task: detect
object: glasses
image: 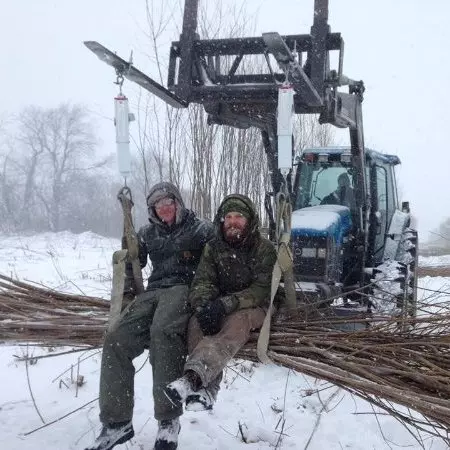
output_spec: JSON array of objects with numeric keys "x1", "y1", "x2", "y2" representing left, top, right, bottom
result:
[{"x1": 154, "y1": 197, "x2": 175, "y2": 209}]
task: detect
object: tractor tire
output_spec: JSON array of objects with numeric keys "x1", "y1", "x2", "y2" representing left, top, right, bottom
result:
[{"x1": 403, "y1": 228, "x2": 418, "y2": 318}]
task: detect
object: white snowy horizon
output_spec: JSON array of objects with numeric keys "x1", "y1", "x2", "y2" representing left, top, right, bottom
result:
[{"x1": 1, "y1": 231, "x2": 449, "y2": 449}]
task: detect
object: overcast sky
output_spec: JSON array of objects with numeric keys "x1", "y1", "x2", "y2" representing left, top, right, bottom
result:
[{"x1": 1, "y1": 0, "x2": 448, "y2": 240}]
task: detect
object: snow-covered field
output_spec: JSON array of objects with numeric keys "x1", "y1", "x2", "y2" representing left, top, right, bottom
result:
[
  {"x1": 419, "y1": 254, "x2": 450, "y2": 267},
  {"x1": 1, "y1": 232, "x2": 449, "y2": 450}
]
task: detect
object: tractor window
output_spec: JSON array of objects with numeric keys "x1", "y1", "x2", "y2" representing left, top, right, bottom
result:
[
  {"x1": 392, "y1": 166, "x2": 400, "y2": 210},
  {"x1": 295, "y1": 163, "x2": 352, "y2": 209},
  {"x1": 385, "y1": 164, "x2": 397, "y2": 219},
  {"x1": 375, "y1": 165, "x2": 388, "y2": 253}
]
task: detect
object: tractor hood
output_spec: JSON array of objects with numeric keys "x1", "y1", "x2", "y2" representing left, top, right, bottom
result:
[{"x1": 291, "y1": 205, "x2": 352, "y2": 243}]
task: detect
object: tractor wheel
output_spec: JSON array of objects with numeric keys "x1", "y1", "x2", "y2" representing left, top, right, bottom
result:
[
  {"x1": 402, "y1": 229, "x2": 418, "y2": 318},
  {"x1": 370, "y1": 228, "x2": 418, "y2": 319}
]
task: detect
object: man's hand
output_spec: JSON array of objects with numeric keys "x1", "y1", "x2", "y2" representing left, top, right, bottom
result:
[
  {"x1": 196, "y1": 299, "x2": 226, "y2": 335},
  {"x1": 195, "y1": 295, "x2": 239, "y2": 335},
  {"x1": 123, "y1": 277, "x2": 136, "y2": 302},
  {"x1": 123, "y1": 290, "x2": 135, "y2": 302},
  {"x1": 220, "y1": 295, "x2": 239, "y2": 314}
]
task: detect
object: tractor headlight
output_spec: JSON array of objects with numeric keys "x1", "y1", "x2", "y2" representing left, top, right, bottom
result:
[
  {"x1": 317, "y1": 248, "x2": 327, "y2": 258},
  {"x1": 341, "y1": 150, "x2": 352, "y2": 163}
]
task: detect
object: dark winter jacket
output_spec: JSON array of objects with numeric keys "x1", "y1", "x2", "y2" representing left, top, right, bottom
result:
[
  {"x1": 188, "y1": 194, "x2": 277, "y2": 311},
  {"x1": 127, "y1": 182, "x2": 215, "y2": 291}
]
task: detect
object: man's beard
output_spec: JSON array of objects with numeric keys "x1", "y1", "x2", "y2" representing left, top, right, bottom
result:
[{"x1": 224, "y1": 225, "x2": 248, "y2": 244}]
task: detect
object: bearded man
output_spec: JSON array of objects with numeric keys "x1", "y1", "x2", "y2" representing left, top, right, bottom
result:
[{"x1": 165, "y1": 193, "x2": 277, "y2": 411}]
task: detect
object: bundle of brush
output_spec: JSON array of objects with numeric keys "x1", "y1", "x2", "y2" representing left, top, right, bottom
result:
[
  {"x1": 239, "y1": 301, "x2": 450, "y2": 444},
  {"x1": 1, "y1": 272, "x2": 450, "y2": 443},
  {"x1": 0, "y1": 273, "x2": 109, "y2": 347}
]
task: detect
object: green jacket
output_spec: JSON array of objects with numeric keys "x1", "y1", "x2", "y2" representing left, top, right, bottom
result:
[{"x1": 188, "y1": 194, "x2": 277, "y2": 311}]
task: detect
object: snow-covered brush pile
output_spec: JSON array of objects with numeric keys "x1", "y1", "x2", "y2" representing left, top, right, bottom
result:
[
  {"x1": 238, "y1": 316, "x2": 450, "y2": 444},
  {"x1": 418, "y1": 265, "x2": 450, "y2": 277},
  {"x1": 0, "y1": 274, "x2": 108, "y2": 347},
  {"x1": 2, "y1": 273, "x2": 450, "y2": 444}
]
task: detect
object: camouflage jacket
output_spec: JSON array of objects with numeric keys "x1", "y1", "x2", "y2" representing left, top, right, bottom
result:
[{"x1": 188, "y1": 194, "x2": 277, "y2": 310}]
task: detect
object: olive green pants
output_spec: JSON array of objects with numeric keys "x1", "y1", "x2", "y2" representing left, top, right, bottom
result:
[{"x1": 99, "y1": 285, "x2": 190, "y2": 424}]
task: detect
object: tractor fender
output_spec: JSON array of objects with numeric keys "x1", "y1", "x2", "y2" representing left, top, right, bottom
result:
[{"x1": 382, "y1": 210, "x2": 410, "y2": 261}]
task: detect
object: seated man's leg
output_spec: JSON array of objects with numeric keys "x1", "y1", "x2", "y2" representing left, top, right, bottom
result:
[
  {"x1": 99, "y1": 290, "x2": 158, "y2": 425},
  {"x1": 185, "y1": 372, "x2": 222, "y2": 411},
  {"x1": 149, "y1": 284, "x2": 191, "y2": 421},
  {"x1": 184, "y1": 316, "x2": 222, "y2": 411},
  {"x1": 186, "y1": 307, "x2": 265, "y2": 386},
  {"x1": 168, "y1": 307, "x2": 266, "y2": 406}
]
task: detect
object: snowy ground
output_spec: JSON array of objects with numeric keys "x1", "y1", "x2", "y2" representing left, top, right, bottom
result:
[
  {"x1": 419, "y1": 254, "x2": 450, "y2": 267},
  {"x1": 1, "y1": 232, "x2": 449, "y2": 450}
]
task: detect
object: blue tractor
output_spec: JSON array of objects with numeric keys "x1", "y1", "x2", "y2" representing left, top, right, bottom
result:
[{"x1": 289, "y1": 147, "x2": 418, "y2": 318}]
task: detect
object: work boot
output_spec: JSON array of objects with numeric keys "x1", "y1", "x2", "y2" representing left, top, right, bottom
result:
[
  {"x1": 154, "y1": 417, "x2": 181, "y2": 450},
  {"x1": 84, "y1": 421, "x2": 134, "y2": 450},
  {"x1": 185, "y1": 387, "x2": 216, "y2": 411},
  {"x1": 165, "y1": 370, "x2": 201, "y2": 404}
]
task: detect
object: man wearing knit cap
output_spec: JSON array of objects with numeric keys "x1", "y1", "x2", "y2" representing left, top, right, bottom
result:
[
  {"x1": 86, "y1": 181, "x2": 214, "y2": 450},
  {"x1": 165, "y1": 193, "x2": 277, "y2": 412}
]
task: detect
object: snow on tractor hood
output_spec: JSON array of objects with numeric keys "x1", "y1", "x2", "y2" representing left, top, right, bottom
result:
[{"x1": 291, "y1": 205, "x2": 352, "y2": 243}]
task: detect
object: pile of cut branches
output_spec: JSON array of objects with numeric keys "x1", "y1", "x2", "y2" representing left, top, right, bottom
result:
[
  {"x1": 418, "y1": 265, "x2": 450, "y2": 277},
  {"x1": 0, "y1": 274, "x2": 108, "y2": 347},
  {"x1": 239, "y1": 313, "x2": 450, "y2": 443},
  {"x1": 1, "y1": 273, "x2": 450, "y2": 443}
]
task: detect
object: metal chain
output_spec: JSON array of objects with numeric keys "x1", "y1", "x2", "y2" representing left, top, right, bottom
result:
[{"x1": 114, "y1": 69, "x2": 125, "y2": 95}]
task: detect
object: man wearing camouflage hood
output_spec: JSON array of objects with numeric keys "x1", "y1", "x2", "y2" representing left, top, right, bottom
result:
[
  {"x1": 166, "y1": 193, "x2": 277, "y2": 412},
  {"x1": 86, "y1": 182, "x2": 214, "y2": 450}
]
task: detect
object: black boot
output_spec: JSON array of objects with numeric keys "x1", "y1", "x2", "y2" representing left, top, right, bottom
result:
[
  {"x1": 154, "y1": 417, "x2": 181, "y2": 450},
  {"x1": 84, "y1": 421, "x2": 134, "y2": 450},
  {"x1": 165, "y1": 370, "x2": 202, "y2": 404},
  {"x1": 185, "y1": 387, "x2": 216, "y2": 411}
]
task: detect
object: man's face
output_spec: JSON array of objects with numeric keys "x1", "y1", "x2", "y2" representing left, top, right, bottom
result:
[
  {"x1": 223, "y1": 211, "x2": 249, "y2": 243},
  {"x1": 338, "y1": 174, "x2": 350, "y2": 188},
  {"x1": 154, "y1": 196, "x2": 176, "y2": 225}
]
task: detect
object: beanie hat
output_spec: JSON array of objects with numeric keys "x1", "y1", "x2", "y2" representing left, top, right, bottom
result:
[{"x1": 221, "y1": 198, "x2": 252, "y2": 220}]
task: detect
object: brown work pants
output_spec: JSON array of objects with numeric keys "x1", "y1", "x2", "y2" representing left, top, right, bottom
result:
[{"x1": 185, "y1": 307, "x2": 266, "y2": 388}]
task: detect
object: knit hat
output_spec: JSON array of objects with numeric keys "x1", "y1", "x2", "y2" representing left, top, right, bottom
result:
[{"x1": 220, "y1": 198, "x2": 252, "y2": 220}]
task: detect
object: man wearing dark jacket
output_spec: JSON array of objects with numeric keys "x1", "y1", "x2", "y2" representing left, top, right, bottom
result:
[
  {"x1": 321, "y1": 172, "x2": 356, "y2": 210},
  {"x1": 166, "y1": 194, "x2": 277, "y2": 412},
  {"x1": 85, "y1": 182, "x2": 214, "y2": 450}
]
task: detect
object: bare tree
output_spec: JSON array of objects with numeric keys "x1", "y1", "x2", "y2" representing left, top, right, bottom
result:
[
  {"x1": 294, "y1": 114, "x2": 335, "y2": 152},
  {"x1": 130, "y1": 0, "x2": 188, "y2": 196},
  {"x1": 15, "y1": 103, "x2": 98, "y2": 231},
  {"x1": 0, "y1": 116, "x2": 19, "y2": 231},
  {"x1": 429, "y1": 218, "x2": 450, "y2": 251}
]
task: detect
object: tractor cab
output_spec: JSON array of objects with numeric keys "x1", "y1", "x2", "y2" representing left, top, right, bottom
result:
[{"x1": 290, "y1": 147, "x2": 404, "y2": 302}]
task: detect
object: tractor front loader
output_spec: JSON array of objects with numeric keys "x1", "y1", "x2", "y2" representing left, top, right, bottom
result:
[{"x1": 85, "y1": 0, "x2": 418, "y2": 337}]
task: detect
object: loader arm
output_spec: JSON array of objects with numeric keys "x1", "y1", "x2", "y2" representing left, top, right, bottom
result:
[{"x1": 84, "y1": 0, "x2": 370, "y2": 268}]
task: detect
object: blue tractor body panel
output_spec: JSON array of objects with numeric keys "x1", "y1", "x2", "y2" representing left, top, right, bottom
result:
[{"x1": 291, "y1": 205, "x2": 352, "y2": 244}]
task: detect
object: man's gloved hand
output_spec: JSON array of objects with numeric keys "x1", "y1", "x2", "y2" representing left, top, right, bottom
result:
[
  {"x1": 123, "y1": 290, "x2": 135, "y2": 303},
  {"x1": 195, "y1": 295, "x2": 239, "y2": 336},
  {"x1": 123, "y1": 277, "x2": 136, "y2": 299},
  {"x1": 219, "y1": 295, "x2": 239, "y2": 314},
  {"x1": 196, "y1": 299, "x2": 226, "y2": 335}
]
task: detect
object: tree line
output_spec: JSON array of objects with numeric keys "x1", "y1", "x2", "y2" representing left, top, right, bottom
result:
[
  {"x1": 0, "y1": 1, "x2": 337, "y2": 237},
  {"x1": 0, "y1": 100, "x2": 336, "y2": 237}
]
